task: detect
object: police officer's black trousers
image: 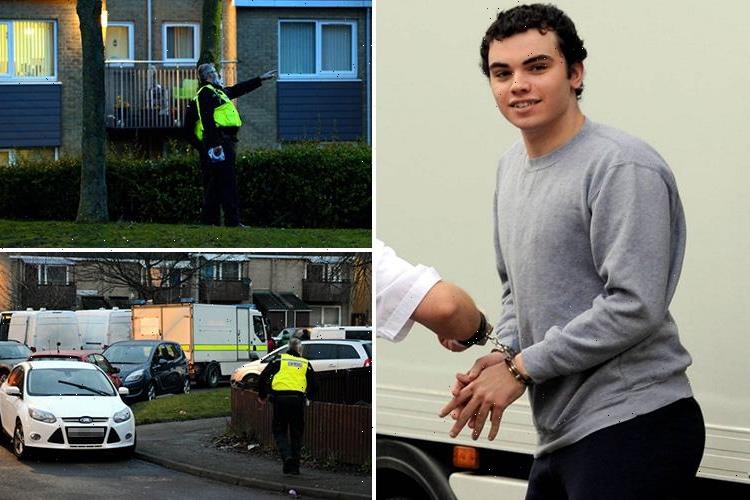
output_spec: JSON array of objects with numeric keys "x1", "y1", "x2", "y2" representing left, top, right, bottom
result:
[
  {"x1": 200, "y1": 139, "x2": 241, "y2": 226},
  {"x1": 272, "y1": 393, "x2": 306, "y2": 465},
  {"x1": 525, "y1": 397, "x2": 705, "y2": 500}
]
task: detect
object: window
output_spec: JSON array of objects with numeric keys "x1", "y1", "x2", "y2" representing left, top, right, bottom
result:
[
  {"x1": 0, "y1": 20, "x2": 57, "y2": 80},
  {"x1": 310, "y1": 305, "x2": 341, "y2": 326},
  {"x1": 0, "y1": 147, "x2": 58, "y2": 166},
  {"x1": 337, "y1": 345, "x2": 359, "y2": 360},
  {"x1": 253, "y1": 316, "x2": 266, "y2": 342},
  {"x1": 202, "y1": 262, "x2": 241, "y2": 281},
  {"x1": 304, "y1": 343, "x2": 338, "y2": 360},
  {"x1": 279, "y1": 20, "x2": 357, "y2": 79},
  {"x1": 105, "y1": 22, "x2": 134, "y2": 64},
  {"x1": 162, "y1": 23, "x2": 199, "y2": 64},
  {"x1": 308, "y1": 263, "x2": 347, "y2": 283},
  {"x1": 37, "y1": 264, "x2": 70, "y2": 285}
]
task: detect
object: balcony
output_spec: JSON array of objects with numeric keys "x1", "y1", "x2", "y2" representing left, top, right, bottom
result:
[
  {"x1": 104, "y1": 61, "x2": 237, "y2": 129},
  {"x1": 200, "y1": 279, "x2": 252, "y2": 303},
  {"x1": 302, "y1": 280, "x2": 351, "y2": 303}
]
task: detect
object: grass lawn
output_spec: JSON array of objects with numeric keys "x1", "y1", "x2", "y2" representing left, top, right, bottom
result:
[
  {"x1": 0, "y1": 219, "x2": 370, "y2": 248},
  {"x1": 131, "y1": 388, "x2": 231, "y2": 425}
]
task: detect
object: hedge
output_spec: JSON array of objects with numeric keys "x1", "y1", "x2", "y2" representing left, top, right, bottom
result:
[{"x1": 0, "y1": 143, "x2": 371, "y2": 229}]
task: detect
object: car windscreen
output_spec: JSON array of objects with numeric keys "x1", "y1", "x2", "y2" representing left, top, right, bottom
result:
[
  {"x1": 0, "y1": 344, "x2": 31, "y2": 360},
  {"x1": 362, "y1": 343, "x2": 372, "y2": 358},
  {"x1": 103, "y1": 344, "x2": 152, "y2": 364},
  {"x1": 28, "y1": 368, "x2": 115, "y2": 396}
]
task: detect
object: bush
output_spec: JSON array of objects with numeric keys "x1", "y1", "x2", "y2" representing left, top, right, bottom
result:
[{"x1": 0, "y1": 143, "x2": 371, "y2": 228}]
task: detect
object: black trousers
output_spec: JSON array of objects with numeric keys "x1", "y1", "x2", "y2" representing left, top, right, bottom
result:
[
  {"x1": 271, "y1": 393, "x2": 306, "y2": 464},
  {"x1": 200, "y1": 139, "x2": 241, "y2": 226},
  {"x1": 526, "y1": 397, "x2": 705, "y2": 500}
]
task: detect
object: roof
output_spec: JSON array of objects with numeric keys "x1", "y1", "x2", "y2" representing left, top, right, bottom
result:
[
  {"x1": 279, "y1": 292, "x2": 311, "y2": 311},
  {"x1": 25, "y1": 360, "x2": 98, "y2": 369},
  {"x1": 11, "y1": 256, "x2": 76, "y2": 266},
  {"x1": 30, "y1": 350, "x2": 97, "y2": 359},
  {"x1": 254, "y1": 291, "x2": 310, "y2": 311},
  {"x1": 253, "y1": 291, "x2": 291, "y2": 311}
]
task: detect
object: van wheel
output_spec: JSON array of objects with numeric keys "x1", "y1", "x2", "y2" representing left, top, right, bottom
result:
[
  {"x1": 13, "y1": 421, "x2": 31, "y2": 460},
  {"x1": 204, "y1": 365, "x2": 219, "y2": 388}
]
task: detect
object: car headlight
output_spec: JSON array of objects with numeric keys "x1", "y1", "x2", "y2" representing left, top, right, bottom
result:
[
  {"x1": 124, "y1": 369, "x2": 144, "y2": 383},
  {"x1": 113, "y1": 408, "x2": 131, "y2": 423},
  {"x1": 29, "y1": 407, "x2": 57, "y2": 424}
]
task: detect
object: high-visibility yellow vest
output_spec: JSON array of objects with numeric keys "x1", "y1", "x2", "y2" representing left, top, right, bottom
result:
[
  {"x1": 193, "y1": 85, "x2": 242, "y2": 141},
  {"x1": 271, "y1": 353, "x2": 309, "y2": 393}
]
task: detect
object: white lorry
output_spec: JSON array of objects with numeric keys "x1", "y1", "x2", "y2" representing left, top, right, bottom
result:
[
  {"x1": 75, "y1": 308, "x2": 132, "y2": 350},
  {"x1": 131, "y1": 303, "x2": 269, "y2": 387},
  {"x1": 6, "y1": 310, "x2": 84, "y2": 352}
]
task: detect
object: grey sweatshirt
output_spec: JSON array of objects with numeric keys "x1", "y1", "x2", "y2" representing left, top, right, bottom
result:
[{"x1": 493, "y1": 119, "x2": 694, "y2": 456}]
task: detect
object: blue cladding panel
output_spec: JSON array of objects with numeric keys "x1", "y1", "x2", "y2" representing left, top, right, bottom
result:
[
  {"x1": 0, "y1": 84, "x2": 62, "y2": 148},
  {"x1": 277, "y1": 81, "x2": 363, "y2": 141}
]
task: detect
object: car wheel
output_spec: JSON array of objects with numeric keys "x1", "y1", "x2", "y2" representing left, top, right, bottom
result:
[
  {"x1": 205, "y1": 365, "x2": 219, "y2": 388},
  {"x1": 118, "y1": 436, "x2": 136, "y2": 460},
  {"x1": 13, "y1": 421, "x2": 31, "y2": 460},
  {"x1": 181, "y1": 376, "x2": 191, "y2": 395},
  {"x1": 146, "y1": 382, "x2": 157, "y2": 401},
  {"x1": 0, "y1": 372, "x2": 8, "y2": 384}
]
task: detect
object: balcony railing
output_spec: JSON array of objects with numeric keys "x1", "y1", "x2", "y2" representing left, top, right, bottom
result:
[
  {"x1": 104, "y1": 60, "x2": 237, "y2": 129},
  {"x1": 302, "y1": 279, "x2": 352, "y2": 303}
]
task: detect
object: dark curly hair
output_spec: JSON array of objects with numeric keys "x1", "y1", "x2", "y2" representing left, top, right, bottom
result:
[{"x1": 480, "y1": 4, "x2": 587, "y2": 98}]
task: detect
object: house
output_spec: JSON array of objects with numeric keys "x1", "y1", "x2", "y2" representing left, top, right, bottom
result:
[
  {"x1": 0, "y1": 0, "x2": 371, "y2": 164},
  {"x1": 0, "y1": 252, "x2": 371, "y2": 333}
]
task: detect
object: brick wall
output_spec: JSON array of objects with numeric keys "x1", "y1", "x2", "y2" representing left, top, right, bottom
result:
[
  {"x1": 235, "y1": 7, "x2": 369, "y2": 148},
  {"x1": 0, "y1": 0, "x2": 82, "y2": 154}
]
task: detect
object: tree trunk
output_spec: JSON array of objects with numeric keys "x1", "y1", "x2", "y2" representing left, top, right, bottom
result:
[
  {"x1": 76, "y1": 0, "x2": 108, "y2": 223},
  {"x1": 199, "y1": 0, "x2": 222, "y2": 68}
]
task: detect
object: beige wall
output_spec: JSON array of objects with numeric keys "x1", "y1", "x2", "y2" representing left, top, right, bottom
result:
[{"x1": 376, "y1": 0, "x2": 750, "y2": 434}]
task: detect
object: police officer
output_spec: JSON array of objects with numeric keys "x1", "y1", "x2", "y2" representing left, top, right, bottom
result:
[
  {"x1": 257, "y1": 337, "x2": 317, "y2": 474},
  {"x1": 186, "y1": 63, "x2": 276, "y2": 227}
]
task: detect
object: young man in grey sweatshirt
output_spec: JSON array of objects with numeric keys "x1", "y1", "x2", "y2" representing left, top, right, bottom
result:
[{"x1": 439, "y1": 4, "x2": 705, "y2": 499}]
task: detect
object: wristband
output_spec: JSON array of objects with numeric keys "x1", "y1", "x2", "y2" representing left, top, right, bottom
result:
[{"x1": 457, "y1": 311, "x2": 491, "y2": 347}]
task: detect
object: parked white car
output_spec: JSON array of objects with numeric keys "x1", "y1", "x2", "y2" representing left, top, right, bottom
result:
[
  {"x1": 0, "y1": 360, "x2": 134, "y2": 459},
  {"x1": 230, "y1": 339, "x2": 372, "y2": 388}
]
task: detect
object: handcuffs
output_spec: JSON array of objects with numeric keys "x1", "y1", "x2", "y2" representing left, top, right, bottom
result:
[{"x1": 458, "y1": 312, "x2": 533, "y2": 386}]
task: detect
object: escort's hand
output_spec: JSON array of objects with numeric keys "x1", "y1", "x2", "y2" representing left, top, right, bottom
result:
[
  {"x1": 256, "y1": 396, "x2": 267, "y2": 408},
  {"x1": 438, "y1": 337, "x2": 469, "y2": 352},
  {"x1": 260, "y1": 69, "x2": 277, "y2": 81},
  {"x1": 439, "y1": 353, "x2": 525, "y2": 441}
]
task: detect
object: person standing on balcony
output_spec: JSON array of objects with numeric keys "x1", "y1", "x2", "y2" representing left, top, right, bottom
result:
[
  {"x1": 185, "y1": 63, "x2": 277, "y2": 227},
  {"x1": 257, "y1": 337, "x2": 318, "y2": 475}
]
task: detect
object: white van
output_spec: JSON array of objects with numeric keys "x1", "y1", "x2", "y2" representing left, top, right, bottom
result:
[
  {"x1": 75, "y1": 308, "x2": 132, "y2": 350},
  {"x1": 7, "y1": 310, "x2": 84, "y2": 352},
  {"x1": 132, "y1": 303, "x2": 269, "y2": 387}
]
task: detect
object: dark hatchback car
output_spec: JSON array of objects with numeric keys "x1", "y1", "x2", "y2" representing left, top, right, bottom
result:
[{"x1": 103, "y1": 340, "x2": 190, "y2": 402}]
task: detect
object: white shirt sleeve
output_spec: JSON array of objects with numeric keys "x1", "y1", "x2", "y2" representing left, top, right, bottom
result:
[{"x1": 375, "y1": 239, "x2": 441, "y2": 342}]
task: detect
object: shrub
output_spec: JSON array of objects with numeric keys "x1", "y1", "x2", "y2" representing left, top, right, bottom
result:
[{"x1": 0, "y1": 143, "x2": 371, "y2": 228}]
